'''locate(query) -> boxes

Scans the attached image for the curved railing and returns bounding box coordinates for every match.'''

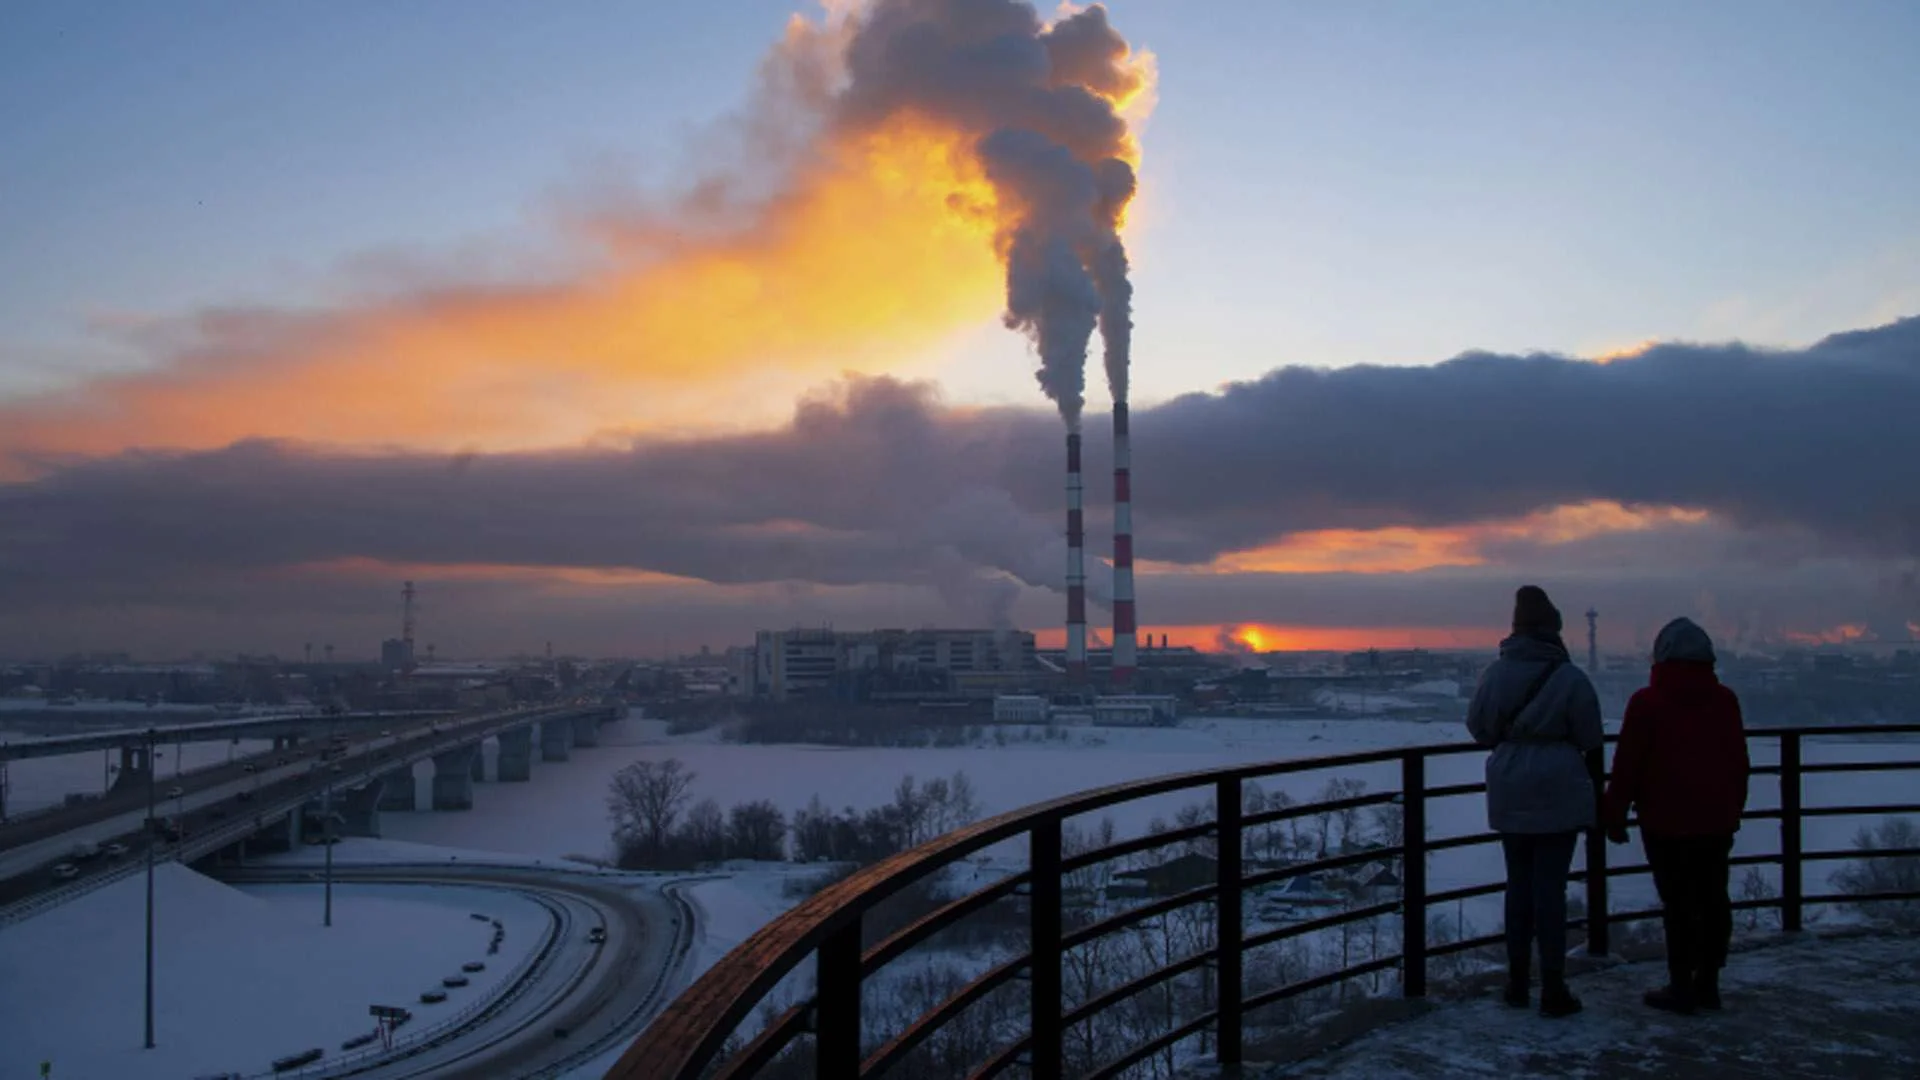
[611,722,1920,1080]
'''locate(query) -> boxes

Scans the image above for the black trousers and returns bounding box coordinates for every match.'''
[1643,832,1735,986]
[1501,831,1579,983]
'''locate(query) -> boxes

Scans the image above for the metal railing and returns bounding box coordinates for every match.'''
[612,722,1920,1080]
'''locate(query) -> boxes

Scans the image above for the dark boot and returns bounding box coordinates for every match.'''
[1644,984,1697,1015]
[1504,959,1530,1007]
[1692,968,1722,1011]
[1539,979,1582,1018]
[1503,977,1529,1008]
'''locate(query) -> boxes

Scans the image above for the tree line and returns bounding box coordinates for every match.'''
[606,757,982,871]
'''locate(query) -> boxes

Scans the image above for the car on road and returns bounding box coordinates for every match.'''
[51,862,79,881]
[236,789,254,802]
[102,842,129,859]
[461,961,485,973]
[441,975,469,988]
[68,841,100,861]
[167,786,184,799]
[588,926,607,945]
[147,817,182,841]
[419,989,448,1004]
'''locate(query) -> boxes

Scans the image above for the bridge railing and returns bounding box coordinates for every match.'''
[612,722,1920,1080]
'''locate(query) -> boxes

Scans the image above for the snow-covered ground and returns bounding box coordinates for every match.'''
[378,712,1919,1007]
[383,715,1472,861]
[0,862,548,1079]
[0,727,276,816]
[256,836,608,874]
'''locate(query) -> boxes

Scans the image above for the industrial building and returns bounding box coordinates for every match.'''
[751,628,1037,702]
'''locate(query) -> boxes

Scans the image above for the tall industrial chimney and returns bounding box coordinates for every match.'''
[1111,402,1137,688]
[1586,607,1599,673]
[1066,432,1088,683]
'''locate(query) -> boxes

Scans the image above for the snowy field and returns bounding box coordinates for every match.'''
[0,727,276,816]
[0,864,549,1079]
[384,715,1474,860]
[379,711,1920,989]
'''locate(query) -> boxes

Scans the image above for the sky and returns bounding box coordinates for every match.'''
[2,0,1918,660]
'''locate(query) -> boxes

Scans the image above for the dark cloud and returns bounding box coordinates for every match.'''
[3,317,1919,654]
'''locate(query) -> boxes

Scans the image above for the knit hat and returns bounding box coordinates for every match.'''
[1653,616,1716,665]
[1512,585,1562,634]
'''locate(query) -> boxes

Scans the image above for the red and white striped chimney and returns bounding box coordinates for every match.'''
[1111,402,1137,688]
[1066,431,1088,683]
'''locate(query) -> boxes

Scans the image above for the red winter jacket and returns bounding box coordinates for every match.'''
[1602,660,1750,836]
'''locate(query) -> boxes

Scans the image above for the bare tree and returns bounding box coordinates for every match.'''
[682,797,727,862]
[727,799,788,861]
[1831,817,1920,927]
[607,757,696,864]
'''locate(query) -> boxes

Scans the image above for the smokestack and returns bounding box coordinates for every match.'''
[1111,402,1137,688]
[1586,607,1599,673]
[1066,432,1088,683]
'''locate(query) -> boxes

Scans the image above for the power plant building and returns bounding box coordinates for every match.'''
[752,628,1037,702]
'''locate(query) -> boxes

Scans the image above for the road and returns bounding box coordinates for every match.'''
[221,865,690,1080]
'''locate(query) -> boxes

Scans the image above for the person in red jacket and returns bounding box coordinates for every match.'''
[1603,616,1750,1015]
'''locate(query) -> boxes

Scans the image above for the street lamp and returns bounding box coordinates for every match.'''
[322,776,335,928]
[143,727,156,1050]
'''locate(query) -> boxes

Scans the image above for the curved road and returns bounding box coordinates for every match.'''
[221,865,690,1080]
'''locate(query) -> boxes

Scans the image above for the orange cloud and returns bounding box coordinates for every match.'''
[1037,623,1489,652]
[289,557,703,590]
[1142,500,1713,575]
[1782,622,1870,646]
[0,4,1154,467]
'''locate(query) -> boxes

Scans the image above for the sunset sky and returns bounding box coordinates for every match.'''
[3,0,1919,659]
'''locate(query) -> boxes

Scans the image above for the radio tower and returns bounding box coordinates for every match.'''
[1586,607,1599,673]
[401,581,418,672]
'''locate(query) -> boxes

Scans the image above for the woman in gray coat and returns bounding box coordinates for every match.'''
[1467,585,1604,1017]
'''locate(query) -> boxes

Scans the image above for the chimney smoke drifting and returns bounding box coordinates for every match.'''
[1066,432,1088,683]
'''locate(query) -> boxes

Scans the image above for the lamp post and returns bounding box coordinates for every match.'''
[143,728,156,1050]
[323,778,334,928]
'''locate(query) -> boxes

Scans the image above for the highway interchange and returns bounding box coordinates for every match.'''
[0,704,692,1078]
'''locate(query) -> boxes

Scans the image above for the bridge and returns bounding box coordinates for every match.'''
[0,701,621,922]
[614,723,1920,1080]
[0,709,451,763]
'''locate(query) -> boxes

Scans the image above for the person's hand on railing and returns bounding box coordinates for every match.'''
[1606,824,1630,846]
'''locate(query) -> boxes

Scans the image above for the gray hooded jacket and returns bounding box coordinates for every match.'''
[1466,632,1605,834]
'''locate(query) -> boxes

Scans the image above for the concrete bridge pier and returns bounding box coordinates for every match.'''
[432,747,478,810]
[470,744,486,782]
[570,714,600,748]
[110,743,153,796]
[497,726,533,781]
[283,808,304,848]
[377,766,418,812]
[336,779,386,837]
[540,719,573,762]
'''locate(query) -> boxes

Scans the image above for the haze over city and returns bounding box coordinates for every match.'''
[4,0,1920,660]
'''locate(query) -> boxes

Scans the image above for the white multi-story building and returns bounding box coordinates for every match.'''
[752,628,1035,701]
[992,694,1051,723]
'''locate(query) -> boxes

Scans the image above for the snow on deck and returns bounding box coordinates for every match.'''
[0,862,549,1079]
[1259,931,1920,1079]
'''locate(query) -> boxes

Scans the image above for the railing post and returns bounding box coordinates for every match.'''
[816,915,863,1078]
[1400,753,1427,996]
[1781,733,1803,933]
[1215,776,1243,1064]
[1030,817,1062,1080]
[1584,747,1609,956]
